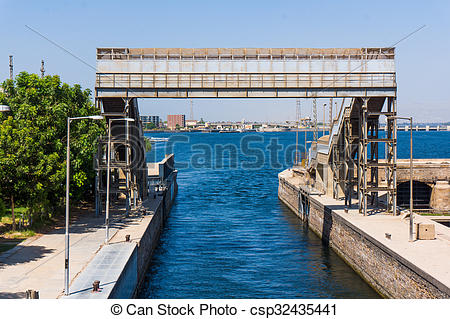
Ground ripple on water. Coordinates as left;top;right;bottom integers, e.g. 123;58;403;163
139;132;450;298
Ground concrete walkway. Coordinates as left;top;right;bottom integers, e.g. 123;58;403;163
0;208;125;299
62;196;163;299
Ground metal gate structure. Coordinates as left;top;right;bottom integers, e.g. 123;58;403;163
94;47;397;216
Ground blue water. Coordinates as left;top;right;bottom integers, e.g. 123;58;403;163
138;131;450;298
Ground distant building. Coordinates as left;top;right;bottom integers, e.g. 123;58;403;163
167;114;186;129
141;115;160;127
186;120;198;127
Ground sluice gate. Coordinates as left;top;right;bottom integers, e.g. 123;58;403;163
95;47;397;216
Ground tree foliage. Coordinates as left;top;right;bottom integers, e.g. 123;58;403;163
0;72;105;225
145;122;156;130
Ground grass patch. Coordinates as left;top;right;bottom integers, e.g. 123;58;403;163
3;230;36;239
0;229;36;254
0;207;50;234
0;207;28;223
2;206;27;214
0;239;24;253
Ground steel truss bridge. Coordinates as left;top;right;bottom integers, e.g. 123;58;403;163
95;47;398;216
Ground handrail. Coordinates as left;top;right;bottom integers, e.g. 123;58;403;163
95;72;396;89
308;98;353;167
96;47;395;61
322;99;353;155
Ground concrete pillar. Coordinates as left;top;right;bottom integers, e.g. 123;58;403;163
430;181;450;211
326;164;334;196
315;165;325;193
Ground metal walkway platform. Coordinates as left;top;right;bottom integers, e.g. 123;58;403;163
95;47;396;99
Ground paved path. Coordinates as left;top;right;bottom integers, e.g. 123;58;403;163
0;208;124;299
62;196;163;299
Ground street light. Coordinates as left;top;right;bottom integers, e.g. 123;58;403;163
65;115;103;296
388;116;414;242
105;117;135;244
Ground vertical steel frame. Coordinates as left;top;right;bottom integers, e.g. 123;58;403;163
94;97;147;219
354;97;397;215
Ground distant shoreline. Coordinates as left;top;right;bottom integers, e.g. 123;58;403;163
143;129;319;133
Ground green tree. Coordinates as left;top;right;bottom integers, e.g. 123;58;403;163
144;138;152;152
0;72;105;226
0;198;6;216
0;116;27;230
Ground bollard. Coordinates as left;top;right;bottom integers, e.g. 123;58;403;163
344;208;348;214
125;234;130;242
26;290;39;299
92;280;100;292
385;233;392;240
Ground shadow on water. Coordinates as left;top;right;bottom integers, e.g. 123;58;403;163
276;203;379;299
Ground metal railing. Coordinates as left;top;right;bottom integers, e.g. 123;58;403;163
96;72;396;89
96;48;395;61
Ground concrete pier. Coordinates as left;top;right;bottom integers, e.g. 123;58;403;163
279;168;450;298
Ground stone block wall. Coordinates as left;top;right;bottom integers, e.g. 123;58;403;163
278;173;450;299
278;177;299;216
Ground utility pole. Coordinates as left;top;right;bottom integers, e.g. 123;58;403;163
40;60;45;78
189;99;194;120
339;98;345;120
313;98;317;141
335;101;339;121
295;99;301;165
329;98;333;131
9;56;13;80
323;103;326;136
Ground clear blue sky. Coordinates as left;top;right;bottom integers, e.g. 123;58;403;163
1;0;449;122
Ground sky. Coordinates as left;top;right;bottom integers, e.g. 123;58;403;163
1;0;449;123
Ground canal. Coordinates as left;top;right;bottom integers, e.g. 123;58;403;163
139;131;450;298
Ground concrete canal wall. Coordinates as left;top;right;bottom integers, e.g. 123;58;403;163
110;156;178;298
278;169;450;299
133;179;178;297
65;167;177;299
111;181;177;299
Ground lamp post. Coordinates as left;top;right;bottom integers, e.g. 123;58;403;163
65;115;103;296
105;117;134;244
388;116;414;242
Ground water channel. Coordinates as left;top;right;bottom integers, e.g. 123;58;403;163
139;131;450;298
